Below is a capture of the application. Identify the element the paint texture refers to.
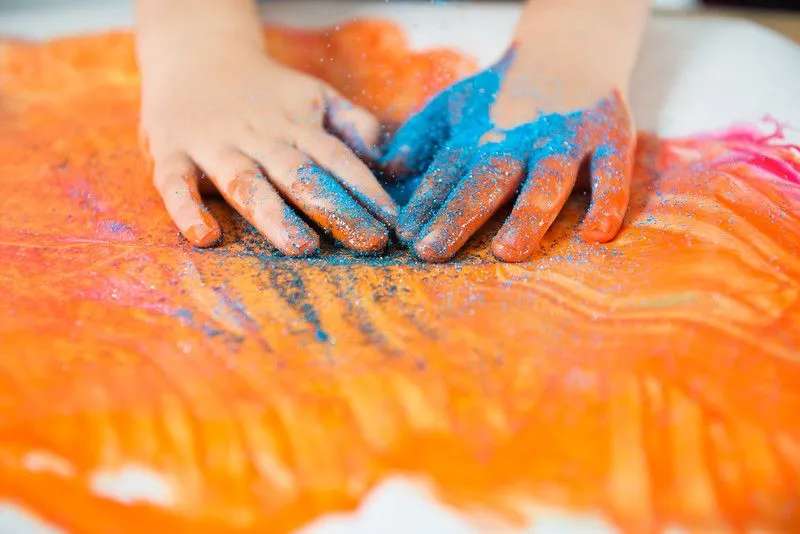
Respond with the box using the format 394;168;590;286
1;20;800;534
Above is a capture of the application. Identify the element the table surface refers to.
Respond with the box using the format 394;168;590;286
678;6;800;42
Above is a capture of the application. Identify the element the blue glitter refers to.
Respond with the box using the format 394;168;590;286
174;308;193;320
382;50;583;180
377;43;630;263
380;48;597;252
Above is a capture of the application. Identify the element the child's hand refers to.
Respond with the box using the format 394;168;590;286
382;0;647;263
382;51;635;263
140;40;397;256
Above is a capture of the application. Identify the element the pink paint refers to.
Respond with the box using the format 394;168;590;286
690;117;800;185
691;115;794;145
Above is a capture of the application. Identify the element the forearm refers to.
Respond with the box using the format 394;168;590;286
135;0;265;72
513;0;649;95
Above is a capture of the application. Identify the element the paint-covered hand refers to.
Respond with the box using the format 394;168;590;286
140;45;397;255
382;54;635;263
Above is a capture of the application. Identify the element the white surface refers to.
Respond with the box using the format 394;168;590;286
0;1;799;141
89;466;174;506
631;17;800;142
0;503;64;534
22;451;76;478
297;477;622;534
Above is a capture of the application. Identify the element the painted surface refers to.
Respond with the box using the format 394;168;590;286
1;20;800;534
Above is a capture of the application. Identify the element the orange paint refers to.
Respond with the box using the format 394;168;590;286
414;156;526;262
1;20;800;534
263;21;478;126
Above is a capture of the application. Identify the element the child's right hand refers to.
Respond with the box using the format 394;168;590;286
139;37;397;256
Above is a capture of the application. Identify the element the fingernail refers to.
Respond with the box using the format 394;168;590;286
289;229;321;256
285;240;320;258
491;239;530;263
583;215;614;242
185;224;221;248
347;224;390;254
414;231;447;262
596;216;613;235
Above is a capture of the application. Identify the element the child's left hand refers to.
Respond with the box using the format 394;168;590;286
382;50;636;263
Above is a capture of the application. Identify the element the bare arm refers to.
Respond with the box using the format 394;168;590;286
136;0;265;78
507;0;650;113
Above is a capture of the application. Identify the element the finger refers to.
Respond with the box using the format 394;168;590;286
491;153;584;262
380;91;450;178
293;129;399;228
581;143;634;243
240;140;389;254
323;87;382;163
192;148;319;257
397;146;470;245
152;153;221;248
414;153;525;262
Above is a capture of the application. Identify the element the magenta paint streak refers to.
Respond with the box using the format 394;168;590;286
693;117;800;185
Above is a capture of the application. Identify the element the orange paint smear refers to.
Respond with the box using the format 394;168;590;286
1;21;800;534
263;21;479;125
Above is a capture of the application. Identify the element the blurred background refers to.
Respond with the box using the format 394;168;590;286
659;0;800;42
0;0;798;7
0;0;798;43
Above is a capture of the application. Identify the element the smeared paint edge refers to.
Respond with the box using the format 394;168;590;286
689;116;799;148
22;451;76;478
295;476;655;534
0;502;65;534
89;465;174;507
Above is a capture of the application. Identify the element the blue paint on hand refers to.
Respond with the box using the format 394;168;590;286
380;47;629;261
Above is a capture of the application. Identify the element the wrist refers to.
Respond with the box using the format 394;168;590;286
135;0;265;72
511;0;648;94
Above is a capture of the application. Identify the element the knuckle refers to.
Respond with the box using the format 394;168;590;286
281;122;305;142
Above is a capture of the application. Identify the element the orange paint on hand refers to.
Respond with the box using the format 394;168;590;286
415;156;526;262
1;20;800;534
